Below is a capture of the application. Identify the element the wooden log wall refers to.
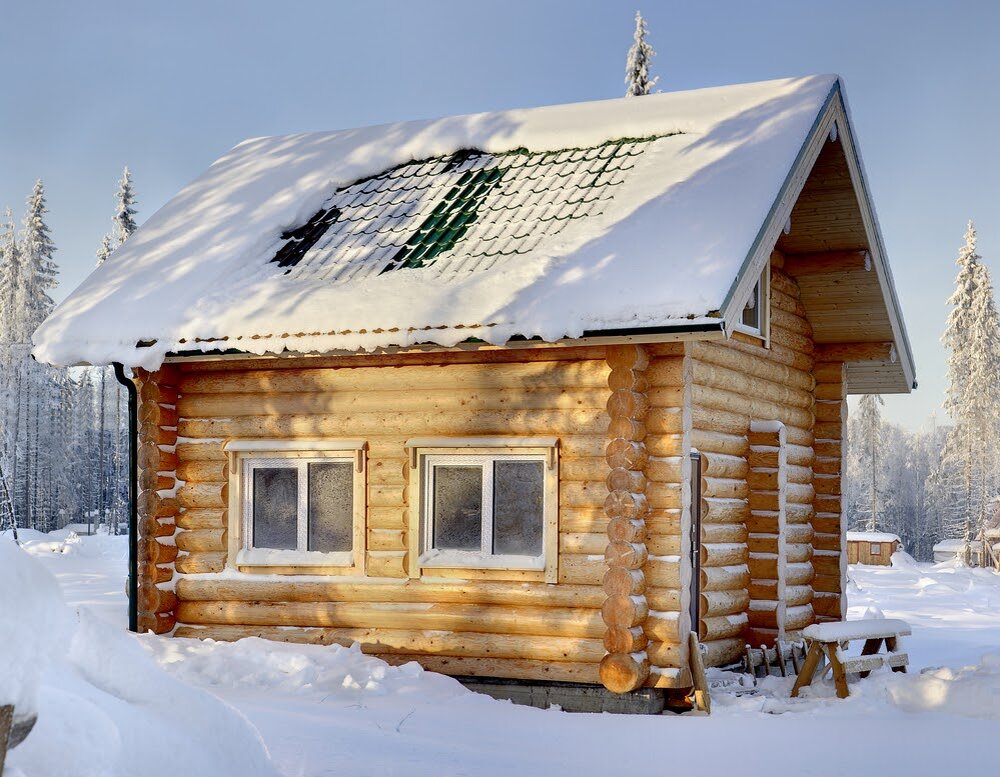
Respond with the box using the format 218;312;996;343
687;253;818;665
600;345;651;692
162;345;694;687
812;361;847;621
640;345;690;685
746;422;786;646
134;366;181;633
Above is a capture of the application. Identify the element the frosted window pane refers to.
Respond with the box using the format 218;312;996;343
308;461;353;552
433;466;482;551
252;467;298;550
742;279;760;329
493;461;544;556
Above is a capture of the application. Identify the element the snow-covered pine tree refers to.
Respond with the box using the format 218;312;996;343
0;208;21;344
96;233;114;265
17;180;58;340
852;394;885;531
624;10;658;97
938;220;1000;554
113;166;138;244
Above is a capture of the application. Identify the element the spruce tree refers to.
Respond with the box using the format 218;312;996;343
96;233;114;265
0;209;21;343
17;180;58;341
113;166;138;244
624;10;658;97
856;394;885;532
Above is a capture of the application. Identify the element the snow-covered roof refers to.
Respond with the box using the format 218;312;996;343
847;531;901;544
34;76;845;369
934;539;984;552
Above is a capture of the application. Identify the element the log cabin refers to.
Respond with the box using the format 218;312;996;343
34;75;915;705
846;531;901;566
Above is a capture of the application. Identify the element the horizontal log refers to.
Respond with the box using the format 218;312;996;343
604;626;648;654
701;452;748;480
175;509;225;530
645;557;681;589
701;542;747;568
386;654;601;685
137;611;176;634
645;640;683;668
748;554;777;581
786;584;814;607
702;477;749;500
693;385;813;430
701;564;749;592
605;439;648;472
602;594;649;628
645;588;681;612
139;586;178;614
786;561;815;586
180;408;608;440
785;604;815;632
177;482;226;509
700;589;750;617
178;386;610;419
175;551;226;574
701;613;748;642
176;624;607;663
175;442;226;461
645;612;681;643
366;551;408;579
691;404;748;437
558;555;607;586
145;539;178;565
177;600;606;639
608;367;648;393
703;497;749;525
703;523;748;545
175;528;226;553
143;562;173;585
177;460;227;483
691;429;748;457
603;567;645;597
692;360;813;410
561;481;609;510
700;637;745;667
688;341;813;392
182;360;611;395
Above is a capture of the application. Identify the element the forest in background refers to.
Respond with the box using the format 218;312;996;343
0;171;135;535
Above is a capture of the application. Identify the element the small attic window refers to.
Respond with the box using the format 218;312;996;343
736;261;770;339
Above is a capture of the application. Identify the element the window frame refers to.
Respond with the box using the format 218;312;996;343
870;543;882;556
733;261;770;343
223;439;367;573
405;437;559;583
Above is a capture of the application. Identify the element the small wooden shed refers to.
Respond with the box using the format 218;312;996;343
35;75;915;699
846;531;900;566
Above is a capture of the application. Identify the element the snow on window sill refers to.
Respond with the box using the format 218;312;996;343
419;549;546;571
236;548;354;567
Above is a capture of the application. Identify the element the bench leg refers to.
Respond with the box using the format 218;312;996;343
790;642;823;698
858;637;884;679
825;644;850;699
885;636;907;673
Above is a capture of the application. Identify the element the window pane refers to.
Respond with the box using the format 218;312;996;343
433;466;483;551
252;467;298;550
308;461;354;553
742;280;760;329
493;461;544;556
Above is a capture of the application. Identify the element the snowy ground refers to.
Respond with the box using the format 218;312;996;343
4;530;1000;777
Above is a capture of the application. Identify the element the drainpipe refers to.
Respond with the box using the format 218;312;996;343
112;362;138;633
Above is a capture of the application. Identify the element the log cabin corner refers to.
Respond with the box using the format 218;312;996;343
33;75;915;708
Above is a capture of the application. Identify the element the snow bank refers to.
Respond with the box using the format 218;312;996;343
2;537;279;777
0;539;74;713
33;76;839;369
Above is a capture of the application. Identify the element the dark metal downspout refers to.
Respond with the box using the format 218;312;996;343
689;451;702;633
113;362;138;633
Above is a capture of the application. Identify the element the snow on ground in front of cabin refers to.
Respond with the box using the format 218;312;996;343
4;531;1000;777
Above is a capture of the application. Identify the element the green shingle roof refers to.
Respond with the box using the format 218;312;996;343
271;137;663;282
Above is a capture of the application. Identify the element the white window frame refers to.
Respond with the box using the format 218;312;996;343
405;437;559;582
734;260;770;342
870;543;882;556
223;439;366;572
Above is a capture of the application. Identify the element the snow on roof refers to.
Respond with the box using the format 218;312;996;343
934;539;984;552
847;531;901;544
33;75;840;369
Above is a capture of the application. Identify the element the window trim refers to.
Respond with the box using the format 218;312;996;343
405;438;559;582
224;439;366;573
733;260;770;343
870;543;882;556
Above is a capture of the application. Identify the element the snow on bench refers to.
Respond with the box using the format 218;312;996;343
802;618;911;643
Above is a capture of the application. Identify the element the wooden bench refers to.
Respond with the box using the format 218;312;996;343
790;619;910;699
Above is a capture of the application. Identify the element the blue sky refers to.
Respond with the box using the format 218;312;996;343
1;0;997;429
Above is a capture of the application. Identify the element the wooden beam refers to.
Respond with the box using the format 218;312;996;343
815;342;893;363
784;250;868;277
